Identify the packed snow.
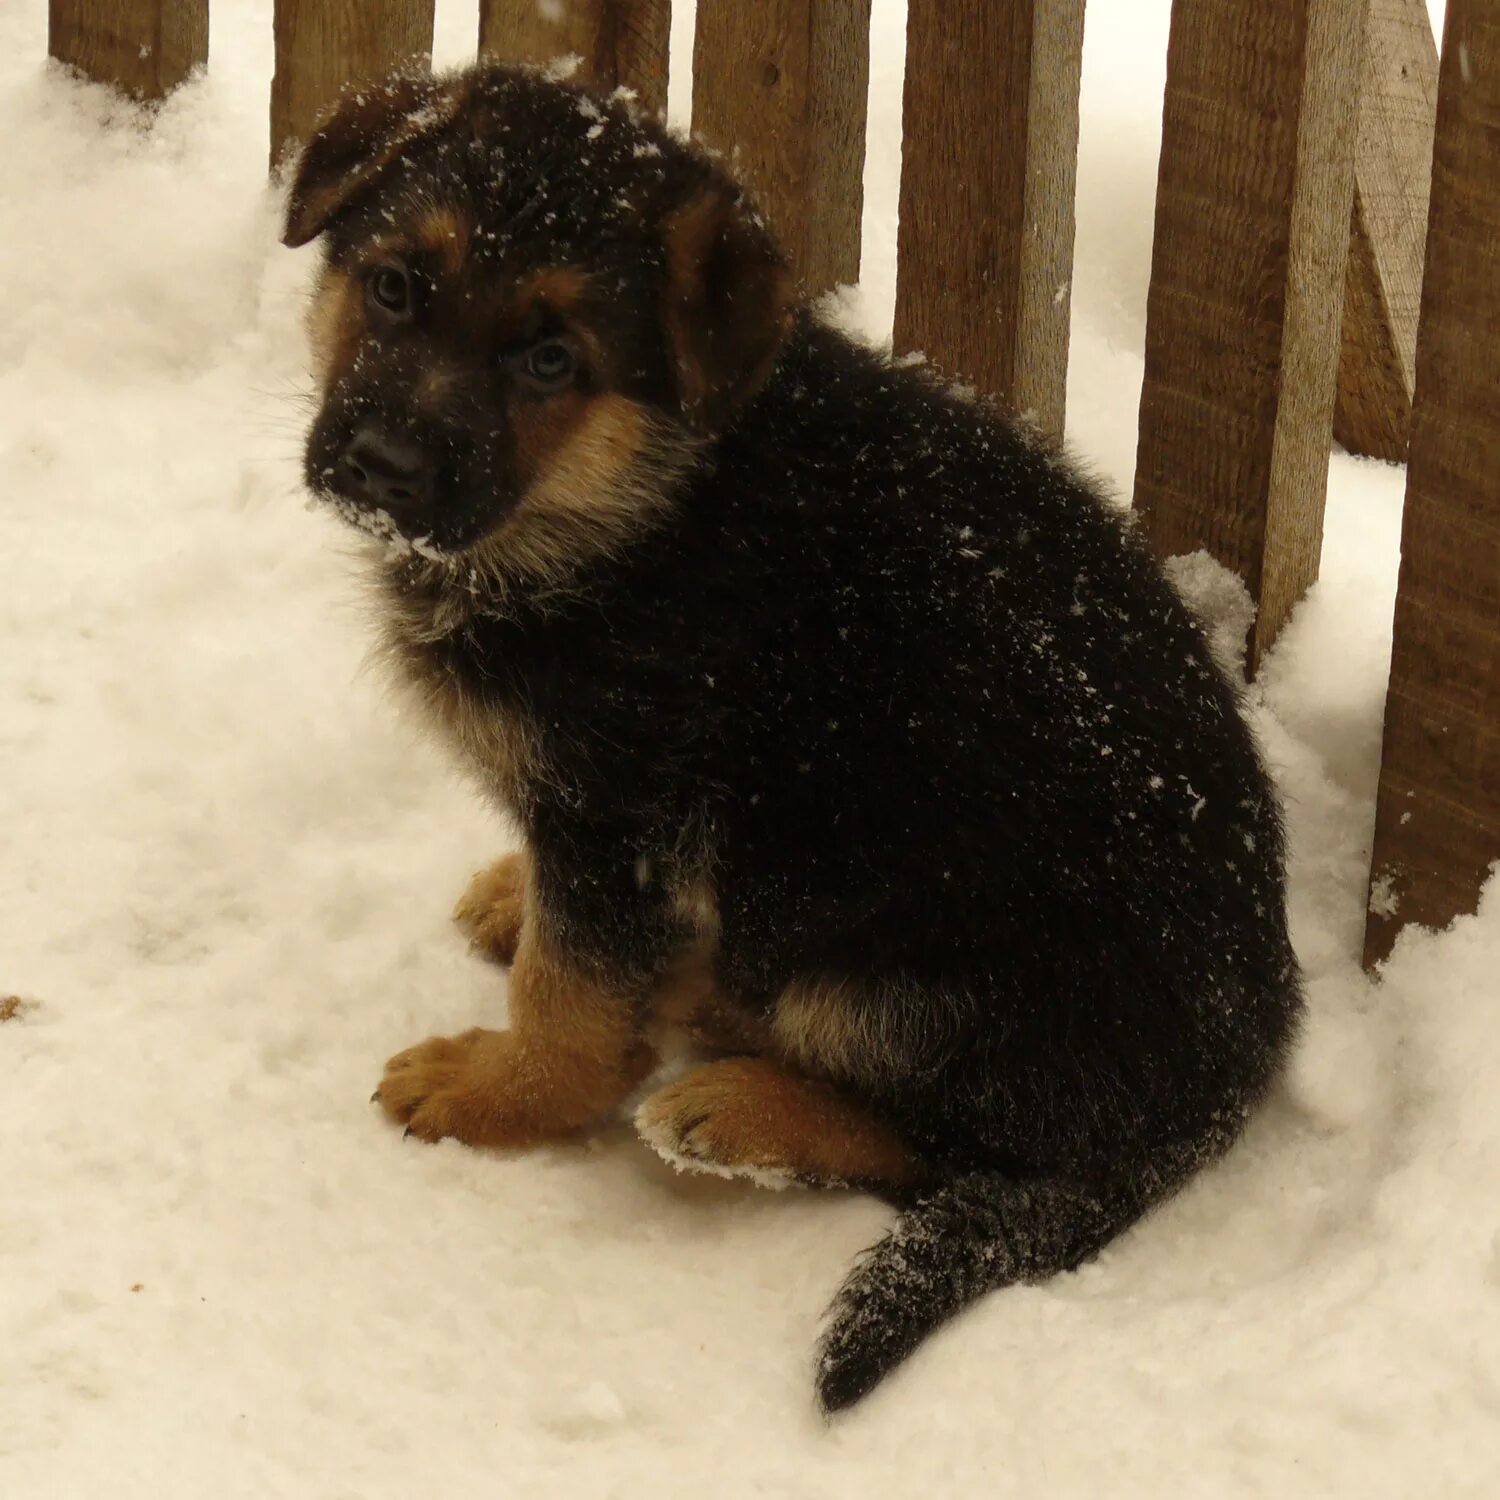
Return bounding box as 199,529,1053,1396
4,1,1498,1495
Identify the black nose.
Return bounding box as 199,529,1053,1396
340,423,434,513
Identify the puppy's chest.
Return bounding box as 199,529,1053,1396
380,571,716,829
388,624,544,814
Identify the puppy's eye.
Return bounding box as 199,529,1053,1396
367,266,411,316
521,340,576,389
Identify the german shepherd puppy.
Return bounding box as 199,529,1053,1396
283,63,1302,1412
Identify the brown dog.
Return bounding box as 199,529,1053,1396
283,64,1301,1410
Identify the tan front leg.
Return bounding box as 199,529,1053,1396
376,916,654,1147
453,849,530,964
635,1057,922,1190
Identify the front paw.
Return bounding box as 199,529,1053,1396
375,1028,518,1146
453,853,527,964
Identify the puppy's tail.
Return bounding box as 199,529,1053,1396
815,1172,1143,1413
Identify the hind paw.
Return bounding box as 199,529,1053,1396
635,1066,800,1189
634,1057,918,1191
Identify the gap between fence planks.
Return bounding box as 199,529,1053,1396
690,0,871,298
1363,0,1500,968
1333,0,1438,464
478,0,671,121
893,0,1085,449
48,0,207,100
1133,0,1366,675
270,0,436,168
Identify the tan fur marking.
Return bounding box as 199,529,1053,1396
775,976,977,1091
415,205,471,273
383,647,545,813
525,393,650,515
305,264,361,390
508,387,597,495
414,364,463,408
660,190,794,426
636,1057,922,1188
521,264,591,314
0,995,27,1023
667,874,718,936
377,888,653,1147
469,392,681,590
661,191,724,417
647,875,773,1056
453,848,530,963
772,979,902,1085
649,932,774,1057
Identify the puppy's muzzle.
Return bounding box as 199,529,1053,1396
339,421,435,521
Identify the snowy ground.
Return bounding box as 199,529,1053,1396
5,1,1499,1495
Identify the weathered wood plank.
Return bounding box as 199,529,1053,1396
1333,0,1438,463
271,0,436,168
49,0,208,100
1364,0,1500,967
690,0,872,297
478,0,671,121
1133,0,1365,673
893,0,1085,446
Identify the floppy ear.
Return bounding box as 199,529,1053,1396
660,187,796,431
281,74,462,249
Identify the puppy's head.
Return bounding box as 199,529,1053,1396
283,65,794,569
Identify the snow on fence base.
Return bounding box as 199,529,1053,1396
38,0,1500,965
1133,0,1366,676
49,0,207,100
1363,0,1500,969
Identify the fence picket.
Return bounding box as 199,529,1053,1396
1333,0,1438,464
1133,0,1366,673
270,0,435,168
893,0,1084,448
690,0,871,298
478,0,671,121
1364,0,1500,966
48,0,207,100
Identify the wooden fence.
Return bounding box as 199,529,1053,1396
44,0,1500,969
